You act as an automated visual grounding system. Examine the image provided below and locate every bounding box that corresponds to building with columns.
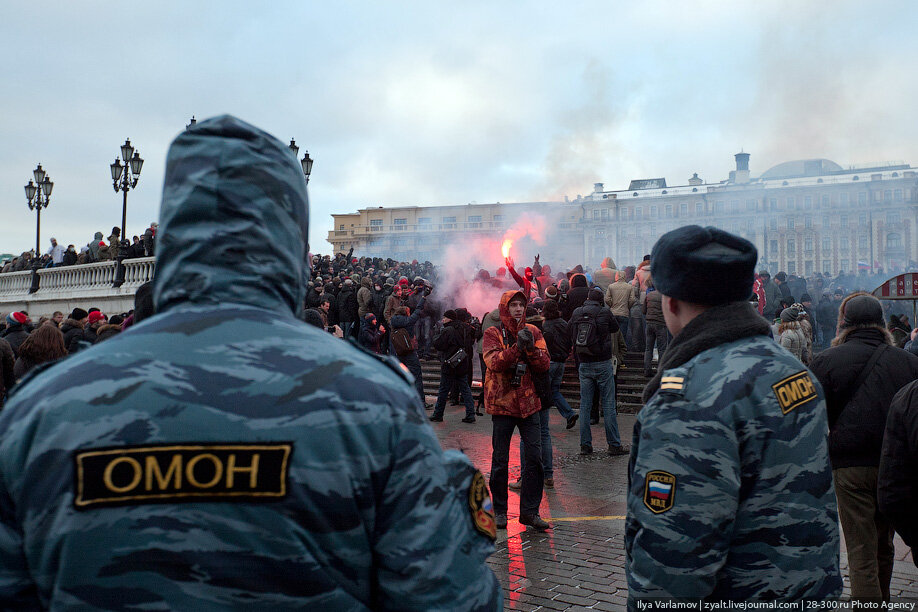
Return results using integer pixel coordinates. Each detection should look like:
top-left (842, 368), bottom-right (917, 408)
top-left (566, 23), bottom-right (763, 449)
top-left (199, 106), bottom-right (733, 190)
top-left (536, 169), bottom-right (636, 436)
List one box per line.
top-left (582, 153), bottom-right (918, 276)
top-left (329, 152), bottom-right (918, 276)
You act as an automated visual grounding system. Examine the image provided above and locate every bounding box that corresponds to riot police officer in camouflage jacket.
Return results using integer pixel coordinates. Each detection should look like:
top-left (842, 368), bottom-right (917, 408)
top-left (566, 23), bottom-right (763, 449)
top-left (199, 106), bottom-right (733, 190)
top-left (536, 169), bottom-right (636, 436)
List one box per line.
top-left (0, 116), bottom-right (500, 610)
top-left (626, 225), bottom-right (842, 606)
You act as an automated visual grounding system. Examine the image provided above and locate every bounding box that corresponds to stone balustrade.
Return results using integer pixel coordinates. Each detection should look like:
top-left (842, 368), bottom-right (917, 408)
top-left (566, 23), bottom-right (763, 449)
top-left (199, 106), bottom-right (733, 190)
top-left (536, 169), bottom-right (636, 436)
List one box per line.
top-left (0, 258), bottom-right (155, 316)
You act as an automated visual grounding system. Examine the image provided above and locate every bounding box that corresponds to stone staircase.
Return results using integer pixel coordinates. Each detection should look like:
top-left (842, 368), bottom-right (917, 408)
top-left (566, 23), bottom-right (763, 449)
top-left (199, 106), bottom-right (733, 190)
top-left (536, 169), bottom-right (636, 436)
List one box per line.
top-left (420, 351), bottom-right (654, 414)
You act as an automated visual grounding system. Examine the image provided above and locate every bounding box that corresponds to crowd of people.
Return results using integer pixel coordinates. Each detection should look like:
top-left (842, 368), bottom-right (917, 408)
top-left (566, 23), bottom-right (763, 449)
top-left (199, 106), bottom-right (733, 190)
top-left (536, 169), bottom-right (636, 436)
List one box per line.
top-left (1, 116), bottom-right (917, 608)
top-left (0, 223), bottom-right (157, 273)
top-left (0, 283), bottom-right (154, 406)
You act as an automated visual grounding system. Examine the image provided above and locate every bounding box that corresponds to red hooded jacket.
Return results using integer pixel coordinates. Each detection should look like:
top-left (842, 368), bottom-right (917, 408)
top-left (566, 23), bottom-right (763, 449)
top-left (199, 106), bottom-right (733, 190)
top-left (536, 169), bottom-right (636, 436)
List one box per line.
top-left (482, 290), bottom-right (550, 418)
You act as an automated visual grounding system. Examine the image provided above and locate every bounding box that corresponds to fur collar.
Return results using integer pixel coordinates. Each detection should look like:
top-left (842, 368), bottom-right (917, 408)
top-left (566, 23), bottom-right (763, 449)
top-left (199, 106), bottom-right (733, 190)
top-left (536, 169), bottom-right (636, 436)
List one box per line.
top-left (643, 301), bottom-right (771, 403)
top-left (831, 323), bottom-right (893, 347)
top-left (62, 318), bottom-right (85, 330)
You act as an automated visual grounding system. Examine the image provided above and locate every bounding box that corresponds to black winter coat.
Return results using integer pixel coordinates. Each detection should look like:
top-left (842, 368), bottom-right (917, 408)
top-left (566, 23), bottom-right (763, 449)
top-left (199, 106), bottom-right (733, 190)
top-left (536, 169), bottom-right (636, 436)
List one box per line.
top-left (0, 325), bottom-right (29, 358)
top-left (433, 321), bottom-right (472, 377)
top-left (879, 380), bottom-right (918, 560)
top-left (60, 320), bottom-right (85, 354)
top-left (810, 327), bottom-right (918, 469)
top-left (568, 299), bottom-right (619, 363)
top-left (337, 288), bottom-right (359, 323)
top-left (0, 338), bottom-right (14, 404)
top-left (563, 287), bottom-right (589, 321)
top-left (541, 317), bottom-right (571, 363)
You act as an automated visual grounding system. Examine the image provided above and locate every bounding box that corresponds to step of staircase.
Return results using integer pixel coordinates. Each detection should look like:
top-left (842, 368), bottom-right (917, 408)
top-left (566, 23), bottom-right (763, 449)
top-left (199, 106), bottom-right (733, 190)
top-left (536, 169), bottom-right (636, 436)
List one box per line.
top-left (419, 350), bottom-right (656, 414)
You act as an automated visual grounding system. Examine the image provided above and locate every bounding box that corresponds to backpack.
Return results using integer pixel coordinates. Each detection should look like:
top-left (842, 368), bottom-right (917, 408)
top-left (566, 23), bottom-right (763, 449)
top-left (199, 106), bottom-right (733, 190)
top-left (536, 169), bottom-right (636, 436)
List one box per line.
top-left (391, 328), bottom-right (414, 356)
top-left (571, 310), bottom-right (602, 357)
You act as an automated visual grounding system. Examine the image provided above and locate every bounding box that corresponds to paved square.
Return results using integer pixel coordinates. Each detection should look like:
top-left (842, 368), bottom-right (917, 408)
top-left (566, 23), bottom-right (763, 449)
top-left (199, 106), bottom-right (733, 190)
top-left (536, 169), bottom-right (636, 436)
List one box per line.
top-left (428, 405), bottom-right (918, 610)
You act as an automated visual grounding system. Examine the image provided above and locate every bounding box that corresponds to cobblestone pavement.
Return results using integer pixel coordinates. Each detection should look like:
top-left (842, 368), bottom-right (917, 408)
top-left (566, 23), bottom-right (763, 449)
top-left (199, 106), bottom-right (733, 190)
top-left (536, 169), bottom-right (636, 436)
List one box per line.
top-left (427, 400), bottom-right (918, 610)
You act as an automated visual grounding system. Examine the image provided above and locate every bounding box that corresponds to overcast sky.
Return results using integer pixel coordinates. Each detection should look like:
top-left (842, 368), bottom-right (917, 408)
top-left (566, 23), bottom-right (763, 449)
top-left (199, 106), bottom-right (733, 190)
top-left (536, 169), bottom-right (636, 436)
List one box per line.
top-left (2, 1), bottom-right (916, 257)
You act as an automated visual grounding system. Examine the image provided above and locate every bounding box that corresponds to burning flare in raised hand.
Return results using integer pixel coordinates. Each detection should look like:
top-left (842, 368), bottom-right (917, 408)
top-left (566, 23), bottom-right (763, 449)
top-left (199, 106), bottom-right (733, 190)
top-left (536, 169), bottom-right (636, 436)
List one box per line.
top-left (501, 239), bottom-right (512, 259)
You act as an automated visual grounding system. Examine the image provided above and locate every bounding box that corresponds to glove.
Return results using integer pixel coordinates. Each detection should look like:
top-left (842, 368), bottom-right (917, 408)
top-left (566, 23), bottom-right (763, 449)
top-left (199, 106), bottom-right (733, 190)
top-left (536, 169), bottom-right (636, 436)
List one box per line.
top-left (516, 328), bottom-right (534, 352)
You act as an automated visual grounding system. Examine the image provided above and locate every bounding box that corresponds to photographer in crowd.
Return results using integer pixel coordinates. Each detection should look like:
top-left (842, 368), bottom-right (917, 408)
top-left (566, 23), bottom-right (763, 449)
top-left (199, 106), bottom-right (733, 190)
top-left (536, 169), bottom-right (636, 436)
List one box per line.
top-left (482, 290), bottom-right (551, 532)
top-left (429, 309), bottom-right (477, 423)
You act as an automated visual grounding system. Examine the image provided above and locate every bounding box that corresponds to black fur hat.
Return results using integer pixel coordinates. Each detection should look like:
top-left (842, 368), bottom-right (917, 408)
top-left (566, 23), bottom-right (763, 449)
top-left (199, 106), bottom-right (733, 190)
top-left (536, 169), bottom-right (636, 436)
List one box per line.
top-left (650, 225), bottom-right (757, 306)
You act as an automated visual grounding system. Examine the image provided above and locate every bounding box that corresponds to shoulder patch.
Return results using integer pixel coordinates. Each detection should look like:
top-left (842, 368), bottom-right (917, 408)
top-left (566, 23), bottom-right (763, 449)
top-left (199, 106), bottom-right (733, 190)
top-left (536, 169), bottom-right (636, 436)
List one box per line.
top-left (468, 470), bottom-right (496, 541)
top-left (73, 442), bottom-right (292, 510)
top-left (643, 470), bottom-right (676, 514)
top-left (771, 371), bottom-right (818, 414)
top-left (658, 375), bottom-right (685, 395)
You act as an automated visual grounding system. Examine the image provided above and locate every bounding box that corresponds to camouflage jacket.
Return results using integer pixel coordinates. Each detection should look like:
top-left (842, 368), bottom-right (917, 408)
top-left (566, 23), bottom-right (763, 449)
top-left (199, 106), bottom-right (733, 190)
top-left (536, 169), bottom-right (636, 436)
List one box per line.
top-left (482, 290), bottom-right (550, 419)
top-left (626, 303), bottom-right (841, 605)
top-left (0, 115), bottom-right (500, 611)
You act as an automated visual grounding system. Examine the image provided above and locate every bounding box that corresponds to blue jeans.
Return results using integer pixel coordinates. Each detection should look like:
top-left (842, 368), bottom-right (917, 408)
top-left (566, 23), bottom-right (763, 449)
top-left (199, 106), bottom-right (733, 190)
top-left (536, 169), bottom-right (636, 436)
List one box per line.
top-left (615, 315), bottom-right (631, 349)
top-left (578, 360), bottom-right (621, 450)
top-left (518, 408), bottom-right (553, 479)
top-left (548, 361), bottom-right (575, 419)
top-left (644, 322), bottom-right (669, 376)
top-left (432, 372), bottom-right (475, 418)
top-left (490, 413), bottom-right (543, 517)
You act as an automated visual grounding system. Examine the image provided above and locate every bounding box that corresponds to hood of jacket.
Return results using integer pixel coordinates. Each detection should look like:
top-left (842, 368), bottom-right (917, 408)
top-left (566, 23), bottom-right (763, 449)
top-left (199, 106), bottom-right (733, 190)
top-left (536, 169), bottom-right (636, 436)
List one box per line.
top-left (94, 232), bottom-right (103, 240)
top-left (153, 115), bottom-right (309, 317)
top-left (571, 273), bottom-right (588, 288)
top-left (601, 257), bottom-right (616, 270)
top-left (498, 290), bottom-right (526, 335)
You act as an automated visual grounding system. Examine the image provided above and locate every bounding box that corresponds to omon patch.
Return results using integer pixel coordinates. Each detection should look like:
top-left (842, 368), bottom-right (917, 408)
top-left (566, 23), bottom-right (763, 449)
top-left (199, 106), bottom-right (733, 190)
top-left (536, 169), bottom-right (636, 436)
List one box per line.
top-left (74, 442), bottom-right (292, 510)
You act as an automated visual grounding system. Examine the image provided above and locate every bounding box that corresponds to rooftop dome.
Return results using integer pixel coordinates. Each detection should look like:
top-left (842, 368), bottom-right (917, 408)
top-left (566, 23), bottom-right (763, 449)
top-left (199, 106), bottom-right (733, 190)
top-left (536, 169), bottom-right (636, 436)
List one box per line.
top-left (759, 159), bottom-right (843, 180)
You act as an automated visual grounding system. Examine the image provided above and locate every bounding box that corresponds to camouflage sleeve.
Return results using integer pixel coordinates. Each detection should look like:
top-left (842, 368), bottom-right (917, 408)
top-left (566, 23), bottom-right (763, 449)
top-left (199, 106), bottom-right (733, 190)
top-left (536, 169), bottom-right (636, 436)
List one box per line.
top-left (483, 327), bottom-right (519, 373)
top-left (0, 472), bottom-right (40, 608)
top-left (373, 419), bottom-right (500, 611)
top-left (626, 392), bottom-right (740, 602)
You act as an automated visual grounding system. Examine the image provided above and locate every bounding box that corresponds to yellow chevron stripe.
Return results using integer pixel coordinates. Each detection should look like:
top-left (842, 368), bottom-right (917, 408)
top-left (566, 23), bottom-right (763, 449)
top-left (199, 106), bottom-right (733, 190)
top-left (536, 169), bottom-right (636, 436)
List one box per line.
top-left (661, 376), bottom-right (684, 383)
top-left (660, 383), bottom-right (684, 390)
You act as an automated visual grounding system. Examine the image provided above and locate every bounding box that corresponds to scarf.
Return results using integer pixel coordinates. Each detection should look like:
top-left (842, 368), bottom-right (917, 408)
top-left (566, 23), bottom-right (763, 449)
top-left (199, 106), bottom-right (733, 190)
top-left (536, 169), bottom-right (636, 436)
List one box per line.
top-left (643, 301), bottom-right (771, 402)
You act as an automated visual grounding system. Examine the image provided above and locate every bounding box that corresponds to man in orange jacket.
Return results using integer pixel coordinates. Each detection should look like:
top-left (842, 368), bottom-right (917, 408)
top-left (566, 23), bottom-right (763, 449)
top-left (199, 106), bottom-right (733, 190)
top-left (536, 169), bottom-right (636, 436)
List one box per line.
top-left (483, 290), bottom-right (552, 531)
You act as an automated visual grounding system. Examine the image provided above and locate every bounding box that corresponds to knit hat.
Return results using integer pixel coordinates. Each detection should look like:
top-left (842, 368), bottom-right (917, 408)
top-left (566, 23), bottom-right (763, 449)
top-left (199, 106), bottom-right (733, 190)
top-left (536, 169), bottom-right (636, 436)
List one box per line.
top-left (841, 295), bottom-right (884, 327)
top-left (443, 309), bottom-right (457, 321)
top-left (87, 311), bottom-right (106, 324)
top-left (801, 293), bottom-right (812, 303)
top-left (650, 225), bottom-right (757, 306)
top-left (588, 287), bottom-right (605, 303)
top-left (779, 308), bottom-right (799, 323)
top-left (70, 308), bottom-right (89, 321)
top-left (6, 312), bottom-right (27, 325)
top-left (545, 285), bottom-right (559, 299)
top-left (385, 278), bottom-right (396, 287)
top-left (398, 277), bottom-right (410, 287)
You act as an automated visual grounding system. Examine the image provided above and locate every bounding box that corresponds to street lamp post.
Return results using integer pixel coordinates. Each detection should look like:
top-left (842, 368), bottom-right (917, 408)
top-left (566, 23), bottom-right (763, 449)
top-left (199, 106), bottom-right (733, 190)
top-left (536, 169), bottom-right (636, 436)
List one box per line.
top-left (287, 138), bottom-right (314, 184)
top-left (110, 139), bottom-right (144, 287)
top-left (24, 164), bottom-right (53, 293)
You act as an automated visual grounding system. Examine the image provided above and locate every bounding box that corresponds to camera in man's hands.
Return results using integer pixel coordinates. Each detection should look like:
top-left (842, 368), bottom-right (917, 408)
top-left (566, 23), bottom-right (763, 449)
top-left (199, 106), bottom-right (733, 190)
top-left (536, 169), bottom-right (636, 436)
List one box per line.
top-left (510, 362), bottom-right (528, 388)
